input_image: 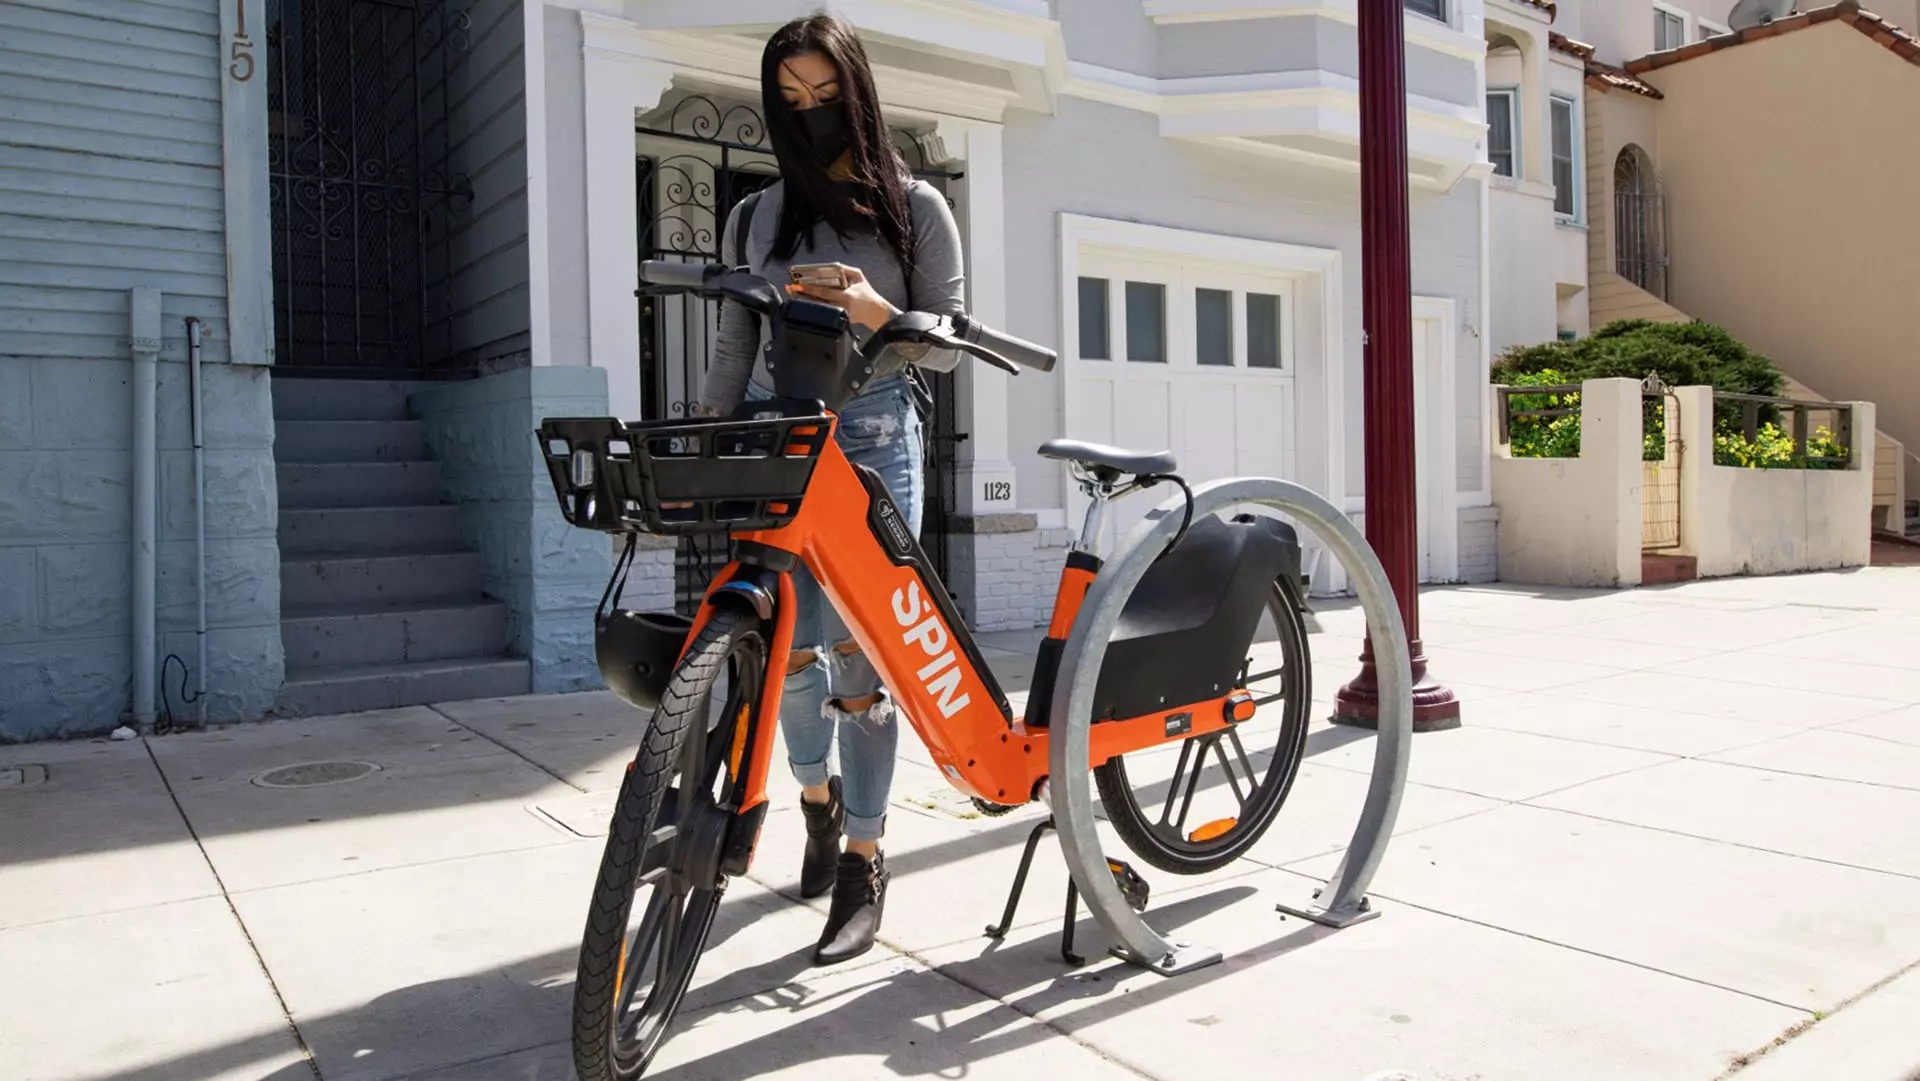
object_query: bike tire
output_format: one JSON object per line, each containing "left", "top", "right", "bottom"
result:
{"left": 572, "top": 606, "right": 762, "bottom": 1081}
{"left": 1093, "top": 579, "right": 1312, "bottom": 875}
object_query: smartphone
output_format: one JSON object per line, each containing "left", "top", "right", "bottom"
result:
{"left": 789, "top": 262, "right": 850, "bottom": 290}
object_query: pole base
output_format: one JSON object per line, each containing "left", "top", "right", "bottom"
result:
{"left": 1276, "top": 893, "right": 1383, "bottom": 929}
{"left": 1111, "top": 940, "right": 1224, "bottom": 977}
{"left": 1331, "top": 636, "right": 1461, "bottom": 732}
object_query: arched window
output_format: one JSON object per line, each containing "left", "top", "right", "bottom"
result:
{"left": 1614, "top": 146, "right": 1668, "bottom": 299}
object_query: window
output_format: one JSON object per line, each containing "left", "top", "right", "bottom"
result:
{"left": 1247, "top": 293, "right": 1284, "bottom": 369}
{"left": 1125, "top": 281, "right": 1166, "bottom": 363}
{"left": 1654, "top": 7, "right": 1688, "bottom": 50}
{"left": 1486, "top": 89, "right": 1517, "bottom": 178}
{"left": 1196, "top": 288, "right": 1232, "bottom": 366}
{"left": 1077, "top": 277, "right": 1109, "bottom": 359}
{"left": 1404, "top": 0, "right": 1444, "bottom": 19}
{"left": 1698, "top": 19, "right": 1729, "bottom": 40}
{"left": 1550, "top": 96, "right": 1577, "bottom": 219}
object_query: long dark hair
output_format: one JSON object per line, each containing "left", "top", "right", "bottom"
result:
{"left": 761, "top": 14, "right": 914, "bottom": 275}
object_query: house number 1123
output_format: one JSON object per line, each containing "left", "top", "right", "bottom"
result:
{"left": 982, "top": 481, "right": 1012, "bottom": 502}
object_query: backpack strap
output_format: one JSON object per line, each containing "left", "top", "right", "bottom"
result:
{"left": 732, "top": 189, "right": 763, "bottom": 268}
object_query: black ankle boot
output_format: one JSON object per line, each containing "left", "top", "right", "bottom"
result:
{"left": 799, "top": 776, "right": 844, "bottom": 900}
{"left": 815, "top": 850, "right": 887, "bottom": 966}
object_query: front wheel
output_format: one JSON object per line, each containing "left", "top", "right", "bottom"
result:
{"left": 571, "top": 607, "right": 764, "bottom": 1081}
{"left": 1093, "top": 579, "right": 1312, "bottom": 875}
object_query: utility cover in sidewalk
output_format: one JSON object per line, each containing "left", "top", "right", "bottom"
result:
{"left": 0, "top": 764, "right": 48, "bottom": 788}
{"left": 252, "top": 761, "right": 381, "bottom": 788}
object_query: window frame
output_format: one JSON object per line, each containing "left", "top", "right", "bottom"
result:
{"left": 1403, "top": 0, "right": 1446, "bottom": 22}
{"left": 1073, "top": 245, "right": 1298, "bottom": 377}
{"left": 1652, "top": 2, "right": 1692, "bottom": 51}
{"left": 1549, "top": 93, "right": 1580, "bottom": 222}
{"left": 1485, "top": 86, "right": 1519, "bottom": 179}
{"left": 1697, "top": 18, "right": 1730, "bottom": 40}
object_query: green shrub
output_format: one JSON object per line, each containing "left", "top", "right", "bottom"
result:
{"left": 1495, "top": 319, "right": 1848, "bottom": 468}
{"left": 1713, "top": 424, "right": 1850, "bottom": 470}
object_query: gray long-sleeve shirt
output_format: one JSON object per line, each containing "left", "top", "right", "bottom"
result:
{"left": 697, "top": 179, "right": 966, "bottom": 415}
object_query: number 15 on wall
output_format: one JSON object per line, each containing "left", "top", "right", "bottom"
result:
{"left": 230, "top": 0, "right": 256, "bottom": 82}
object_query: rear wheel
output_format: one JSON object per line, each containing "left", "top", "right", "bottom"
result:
{"left": 571, "top": 607, "right": 764, "bottom": 1081}
{"left": 1093, "top": 579, "right": 1312, "bottom": 875}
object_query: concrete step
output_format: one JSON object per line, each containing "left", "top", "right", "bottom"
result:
{"left": 272, "top": 378, "right": 422, "bottom": 422}
{"left": 279, "top": 504, "right": 464, "bottom": 557}
{"left": 276, "top": 420, "right": 426, "bottom": 464}
{"left": 278, "top": 656, "right": 531, "bottom": 717}
{"left": 281, "top": 597, "right": 509, "bottom": 669}
{"left": 276, "top": 461, "right": 446, "bottom": 508}
{"left": 280, "top": 552, "right": 485, "bottom": 609}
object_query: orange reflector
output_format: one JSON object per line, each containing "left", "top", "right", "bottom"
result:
{"left": 768, "top": 502, "right": 790, "bottom": 515}
{"left": 615, "top": 938, "right": 628, "bottom": 1002}
{"left": 1188, "top": 818, "right": 1238, "bottom": 843}
{"left": 1225, "top": 692, "right": 1256, "bottom": 723}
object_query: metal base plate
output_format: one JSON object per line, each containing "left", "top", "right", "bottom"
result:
{"left": 1109, "top": 941, "right": 1224, "bottom": 977}
{"left": 1275, "top": 894, "right": 1384, "bottom": 929}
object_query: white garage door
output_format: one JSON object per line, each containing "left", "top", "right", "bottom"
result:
{"left": 1066, "top": 250, "right": 1301, "bottom": 552}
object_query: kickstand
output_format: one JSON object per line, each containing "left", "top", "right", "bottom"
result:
{"left": 983, "top": 816, "right": 1087, "bottom": 965}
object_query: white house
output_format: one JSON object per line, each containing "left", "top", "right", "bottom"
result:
{"left": 538, "top": 0, "right": 1499, "bottom": 628}
{"left": 0, "top": 0, "right": 1495, "bottom": 738}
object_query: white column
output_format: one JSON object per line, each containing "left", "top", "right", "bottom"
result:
{"left": 582, "top": 25, "right": 672, "bottom": 419}
{"left": 1520, "top": 34, "right": 1550, "bottom": 185}
{"left": 943, "top": 120, "right": 1020, "bottom": 518}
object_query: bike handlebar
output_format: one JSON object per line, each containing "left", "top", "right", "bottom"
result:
{"left": 637, "top": 261, "right": 720, "bottom": 291}
{"left": 953, "top": 315, "right": 1057, "bottom": 374}
{"left": 637, "top": 260, "right": 1059, "bottom": 376}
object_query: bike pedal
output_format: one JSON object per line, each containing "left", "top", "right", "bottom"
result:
{"left": 1106, "top": 858, "right": 1150, "bottom": 912}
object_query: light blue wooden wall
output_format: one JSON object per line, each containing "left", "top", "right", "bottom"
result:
{"left": 0, "top": 0, "right": 234, "bottom": 365}
{"left": 0, "top": 0, "right": 284, "bottom": 740}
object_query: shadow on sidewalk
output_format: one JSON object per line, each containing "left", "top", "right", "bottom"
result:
{"left": 67, "top": 876, "right": 1314, "bottom": 1081}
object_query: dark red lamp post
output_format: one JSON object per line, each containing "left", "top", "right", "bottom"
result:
{"left": 1331, "top": 0, "right": 1461, "bottom": 732}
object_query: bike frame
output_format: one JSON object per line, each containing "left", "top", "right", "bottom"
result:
{"left": 694, "top": 413, "right": 1252, "bottom": 831}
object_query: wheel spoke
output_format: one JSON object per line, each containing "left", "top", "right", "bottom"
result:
{"left": 1226, "top": 728, "right": 1261, "bottom": 792}
{"left": 1169, "top": 740, "right": 1206, "bottom": 833}
{"left": 1210, "top": 736, "right": 1249, "bottom": 806}
{"left": 1157, "top": 739, "right": 1196, "bottom": 827}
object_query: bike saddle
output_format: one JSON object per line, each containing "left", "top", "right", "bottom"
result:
{"left": 1039, "top": 438, "right": 1177, "bottom": 478}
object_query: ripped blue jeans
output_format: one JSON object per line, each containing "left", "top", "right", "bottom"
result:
{"left": 746, "top": 377, "right": 922, "bottom": 842}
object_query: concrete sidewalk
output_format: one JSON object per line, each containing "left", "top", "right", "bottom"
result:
{"left": 6, "top": 571, "right": 1920, "bottom": 1081}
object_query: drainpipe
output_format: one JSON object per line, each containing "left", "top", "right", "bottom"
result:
{"left": 186, "top": 317, "right": 208, "bottom": 726}
{"left": 129, "top": 287, "right": 161, "bottom": 731}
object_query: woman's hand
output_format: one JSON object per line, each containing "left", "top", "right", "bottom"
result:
{"left": 787, "top": 266, "right": 897, "bottom": 332}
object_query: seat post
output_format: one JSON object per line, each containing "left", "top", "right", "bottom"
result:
{"left": 1071, "top": 464, "right": 1117, "bottom": 556}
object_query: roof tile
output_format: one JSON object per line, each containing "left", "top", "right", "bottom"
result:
{"left": 1625, "top": 1, "right": 1919, "bottom": 73}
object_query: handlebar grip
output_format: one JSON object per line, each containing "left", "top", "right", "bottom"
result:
{"left": 639, "top": 261, "right": 724, "bottom": 289}
{"left": 955, "top": 316, "right": 1058, "bottom": 373}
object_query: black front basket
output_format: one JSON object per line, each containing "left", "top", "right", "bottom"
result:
{"left": 539, "top": 409, "right": 833, "bottom": 536}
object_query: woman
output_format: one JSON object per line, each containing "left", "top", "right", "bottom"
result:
{"left": 697, "top": 12, "right": 966, "bottom": 965}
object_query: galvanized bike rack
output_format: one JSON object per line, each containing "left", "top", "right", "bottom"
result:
{"left": 1046, "top": 477, "right": 1414, "bottom": 976}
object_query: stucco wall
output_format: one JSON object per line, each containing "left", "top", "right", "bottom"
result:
{"left": 1674, "top": 386, "right": 1875, "bottom": 578}
{"left": 411, "top": 366, "right": 613, "bottom": 693}
{"left": 1000, "top": 95, "right": 1487, "bottom": 514}
{"left": 1054, "top": 3, "right": 1479, "bottom": 102}
{"left": 1647, "top": 22, "right": 1920, "bottom": 506}
{"left": 1491, "top": 378, "right": 1644, "bottom": 588}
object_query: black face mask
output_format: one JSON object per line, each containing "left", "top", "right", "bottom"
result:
{"left": 796, "top": 100, "right": 853, "bottom": 168}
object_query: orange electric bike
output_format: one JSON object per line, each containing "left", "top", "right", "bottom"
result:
{"left": 540, "top": 262, "right": 1314, "bottom": 1081}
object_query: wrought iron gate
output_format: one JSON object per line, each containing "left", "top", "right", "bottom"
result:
{"left": 1642, "top": 375, "right": 1683, "bottom": 551}
{"left": 266, "top": 0, "right": 475, "bottom": 374}
{"left": 634, "top": 94, "right": 964, "bottom": 615}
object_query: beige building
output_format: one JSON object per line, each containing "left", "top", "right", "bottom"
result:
{"left": 1486, "top": 0, "right": 1918, "bottom": 534}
